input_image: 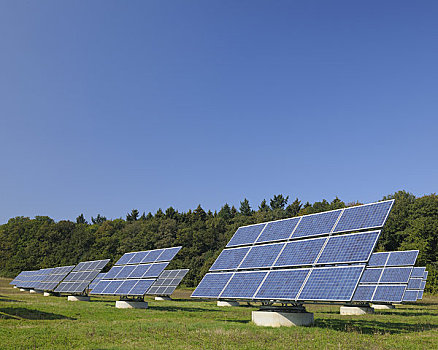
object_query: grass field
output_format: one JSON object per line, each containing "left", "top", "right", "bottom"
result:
{"left": 1, "top": 278, "right": 437, "bottom": 349}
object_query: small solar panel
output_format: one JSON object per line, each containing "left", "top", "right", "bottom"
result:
{"left": 298, "top": 265, "right": 364, "bottom": 301}
{"left": 191, "top": 272, "right": 233, "bottom": 298}
{"left": 379, "top": 267, "right": 412, "bottom": 284}
{"left": 386, "top": 250, "right": 419, "bottom": 267}
{"left": 156, "top": 246, "right": 182, "bottom": 262}
{"left": 316, "top": 231, "right": 380, "bottom": 265}
{"left": 239, "top": 243, "right": 284, "bottom": 269}
{"left": 411, "top": 267, "right": 426, "bottom": 278}
{"left": 403, "top": 290, "right": 418, "bottom": 302}
{"left": 147, "top": 269, "right": 189, "bottom": 296}
{"left": 220, "top": 271, "right": 267, "bottom": 299}
{"left": 423, "top": 271, "right": 428, "bottom": 280}
{"left": 274, "top": 237, "right": 325, "bottom": 267}
{"left": 36, "top": 265, "right": 76, "bottom": 291}
{"left": 89, "top": 273, "right": 106, "bottom": 291}
{"left": 256, "top": 217, "right": 300, "bottom": 243}
{"left": 359, "top": 268, "right": 383, "bottom": 284}
{"left": 333, "top": 200, "right": 393, "bottom": 233}
{"left": 368, "top": 252, "right": 389, "bottom": 267}
{"left": 209, "top": 247, "right": 250, "bottom": 271}
{"left": 407, "top": 278, "right": 422, "bottom": 290}
{"left": 372, "top": 285, "right": 406, "bottom": 303}
{"left": 292, "top": 209, "right": 342, "bottom": 239}
{"left": 254, "top": 269, "right": 309, "bottom": 300}
{"left": 226, "top": 223, "right": 267, "bottom": 247}
{"left": 352, "top": 285, "right": 376, "bottom": 302}
{"left": 417, "top": 290, "right": 424, "bottom": 299}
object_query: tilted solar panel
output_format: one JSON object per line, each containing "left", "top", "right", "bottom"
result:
{"left": 411, "top": 267, "right": 426, "bottom": 278}
{"left": 239, "top": 243, "right": 284, "bottom": 269}
{"left": 220, "top": 271, "right": 267, "bottom": 299}
{"left": 386, "top": 250, "right": 418, "bottom": 267}
{"left": 226, "top": 223, "right": 266, "bottom": 247}
{"left": 190, "top": 272, "right": 233, "bottom": 298}
{"left": 352, "top": 285, "right": 376, "bottom": 302}
{"left": 256, "top": 217, "right": 300, "bottom": 243}
{"left": 147, "top": 269, "right": 189, "bottom": 296}
{"left": 379, "top": 267, "right": 412, "bottom": 284}
{"left": 209, "top": 247, "right": 250, "bottom": 271}
{"left": 372, "top": 285, "right": 406, "bottom": 303}
{"left": 291, "top": 209, "right": 342, "bottom": 239}
{"left": 274, "top": 237, "right": 325, "bottom": 267}
{"left": 368, "top": 252, "right": 389, "bottom": 267}
{"left": 91, "top": 246, "right": 182, "bottom": 297}
{"left": 35, "top": 265, "right": 76, "bottom": 291}
{"left": 89, "top": 273, "right": 106, "bottom": 291}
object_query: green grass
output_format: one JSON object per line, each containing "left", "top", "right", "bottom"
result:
{"left": 1, "top": 278, "right": 437, "bottom": 349}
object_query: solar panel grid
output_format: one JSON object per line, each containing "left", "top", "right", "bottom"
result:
{"left": 291, "top": 210, "right": 342, "bottom": 239}
{"left": 256, "top": 217, "right": 300, "bottom": 243}
{"left": 239, "top": 243, "right": 284, "bottom": 269}
{"left": 209, "top": 247, "right": 250, "bottom": 271}
{"left": 147, "top": 269, "right": 189, "bottom": 296}
{"left": 220, "top": 271, "right": 267, "bottom": 299}
{"left": 254, "top": 269, "right": 309, "bottom": 300}
{"left": 274, "top": 237, "right": 325, "bottom": 267}
{"left": 226, "top": 223, "right": 266, "bottom": 247}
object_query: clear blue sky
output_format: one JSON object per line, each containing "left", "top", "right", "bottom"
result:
{"left": 0, "top": 1, "right": 437, "bottom": 223}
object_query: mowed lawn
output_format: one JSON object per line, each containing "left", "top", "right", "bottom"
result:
{"left": 0, "top": 278, "right": 437, "bottom": 350}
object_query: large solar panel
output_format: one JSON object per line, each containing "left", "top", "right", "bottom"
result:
{"left": 147, "top": 269, "right": 189, "bottom": 296}
{"left": 54, "top": 259, "right": 109, "bottom": 294}
{"left": 91, "top": 246, "right": 182, "bottom": 297}
{"left": 192, "top": 200, "right": 396, "bottom": 304}
{"left": 14, "top": 269, "right": 49, "bottom": 289}
{"left": 35, "top": 265, "right": 75, "bottom": 291}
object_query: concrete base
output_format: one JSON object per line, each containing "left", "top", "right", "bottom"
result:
{"left": 217, "top": 301, "right": 240, "bottom": 307}
{"left": 67, "top": 295, "right": 90, "bottom": 302}
{"left": 13, "top": 286, "right": 17, "bottom": 289}
{"left": 115, "top": 300, "right": 148, "bottom": 309}
{"left": 371, "top": 304, "right": 395, "bottom": 310}
{"left": 19, "top": 288, "right": 29, "bottom": 292}
{"left": 44, "top": 292, "right": 53, "bottom": 297}
{"left": 252, "top": 311, "right": 314, "bottom": 327}
{"left": 155, "top": 296, "right": 172, "bottom": 301}
{"left": 29, "top": 289, "right": 43, "bottom": 294}
{"left": 340, "top": 306, "right": 375, "bottom": 315}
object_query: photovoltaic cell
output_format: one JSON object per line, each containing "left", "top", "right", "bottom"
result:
{"left": 372, "top": 285, "right": 406, "bottom": 303}
{"left": 298, "top": 266, "right": 364, "bottom": 301}
{"left": 417, "top": 290, "right": 424, "bottom": 299}
{"left": 386, "top": 250, "right": 418, "bottom": 267}
{"left": 254, "top": 269, "right": 309, "bottom": 300}
{"left": 128, "top": 279, "right": 155, "bottom": 296}
{"left": 147, "top": 269, "right": 189, "bottom": 296}
{"left": 256, "top": 218, "right": 300, "bottom": 243}
{"left": 407, "top": 278, "right": 422, "bottom": 290}
{"left": 368, "top": 252, "right": 389, "bottom": 267}
{"left": 239, "top": 243, "right": 284, "bottom": 269}
{"left": 220, "top": 271, "right": 267, "bottom": 299}
{"left": 317, "top": 231, "right": 380, "bottom": 265}
{"left": 352, "top": 285, "right": 376, "bottom": 301}
{"left": 359, "top": 268, "right": 383, "bottom": 284}
{"left": 274, "top": 238, "right": 325, "bottom": 267}
{"left": 191, "top": 272, "right": 233, "bottom": 298}
{"left": 403, "top": 290, "right": 418, "bottom": 302}
{"left": 226, "top": 223, "right": 266, "bottom": 247}
{"left": 292, "top": 210, "right": 342, "bottom": 239}
{"left": 156, "top": 246, "right": 182, "bottom": 262}
{"left": 128, "top": 251, "right": 149, "bottom": 264}
{"left": 209, "top": 247, "right": 250, "bottom": 271}
{"left": 411, "top": 267, "right": 426, "bottom": 278}
{"left": 379, "top": 267, "right": 412, "bottom": 284}
{"left": 333, "top": 200, "right": 393, "bottom": 233}
{"left": 115, "top": 252, "right": 136, "bottom": 265}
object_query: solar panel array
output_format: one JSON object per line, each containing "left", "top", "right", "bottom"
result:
{"left": 147, "top": 269, "right": 189, "bottom": 296}
{"left": 403, "top": 268, "right": 428, "bottom": 302}
{"left": 10, "top": 270, "right": 39, "bottom": 289}
{"left": 193, "top": 200, "right": 394, "bottom": 302}
{"left": 54, "top": 259, "right": 109, "bottom": 294}
{"left": 352, "top": 250, "right": 420, "bottom": 303}
{"left": 91, "top": 247, "right": 182, "bottom": 297}
{"left": 34, "top": 265, "right": 76, "bottom": 291}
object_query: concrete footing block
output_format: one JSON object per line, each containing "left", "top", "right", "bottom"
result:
{"left": 252, "top": 311, "right": 314, "bottom": 327}
{"left": 371, "top": 304, "right": 395, "bottom": 310}
{"left": 155, "top": 296, "right": 172, "bottom": 301}
{"left": 68, "top": 295, "right": 90, "bottom": 302}
{"left": 217, "top": 301, "right": 240, "bottom": 307}
{"left": 29, "top": 289, "right": 43, "bottom": 294}
{"left": 19, "top": 288, "right": 29, "bottom": 292}
{"left": 340, "top": 306, "right": 374, "bottom": 315}
{"left": 115, "top": 300, "right": 148, "bottom": 309}
{"left": 43, "top": 292, "right": 53, "bottom": 297}
{"left": 13, "top": 286, "right": 17, "bottom": 289}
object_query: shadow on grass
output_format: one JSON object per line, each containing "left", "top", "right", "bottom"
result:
{"left": 0, "top": 307, "right": 76, "bottom": 320}
{"left": 0, "top": 295, "right": 23, "bottom": 303}
{"left": 314, "top": 318, "right": 438, "bottom": 334}
{"left": 149, "top": 305, "right": 221, "bottom": 313}
{"left": 374, "top": 310, "right": 437, "bottom": 317}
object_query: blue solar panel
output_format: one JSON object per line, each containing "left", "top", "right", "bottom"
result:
{"left": 274, "top": 237, "right": 325, "bottom": 267}
{"left": 256, "top": 218, "right": 300, "bottom": 243}
{"left": 298, "top": 266, "right": 364, "bottom": 301}
{"left": 128, "top": 251, "right": 149, "bottom": 264}
{"left": 115, "top": 252, "right": 136, "bottom": 265}
{"left": 352, "top": 285, "right": 376, "bottom": 301}
{"left": 115, "top": 280, "right": 139, "bottom": 295}
{"left": 417, "top": 290, "right": 424, "bottom": 299}
{"left": 360, "top": 268, "right": 383, "bottom": 283}
{"left": 143, "top": 263, "right": 168, "bottom": 278}
{"left": 372, "top": 285, "right": 406, "bottom": 303}
{"left": 226, "top": 223, "right": 266, "bottom": 247}
{"left": 220, "top": 271, "right": 267, "bottom": 299}
{"left": 317, "top": 231, "right": 380, "bottom": 265}
{"left": 156, "top": 246, "right": 182, "bottom": 262}
{"left": 239, "top": 243, "right": 284, "bottom": 269}
{"left": 407, "top": 278, "right": 422, "bottom": 290}
{"left": 368, "top": 252, "right": 389, "bottom": 267}
{"left": 403, "top": 290, "right": 418, "bottom": 302}
{"left": 115, "top": 265, "right": 137, "bottom": 279}
{"left": 209, "top": 247, "right": 250, "bottom": 271}
{"left": 254, "top": 269, "right": 309, "bottom": 300}
{"left": 105, "top": 266, "right": 124, "bottom": 279}
{"left": 102, "top": 280, "right": 124, "bottom": 294}
{"left": 128, "top": 279, "right": 155, "bottom": 296}
{"left": 129, "top": 264, "right": 151, "bottom": 278}
{"left": 411, "top": 267, "right": 426, "bottom": 278}
{"left": 191, "top": 273, "right": 233, "bottom": 298}
{"left": 423, "top": 271, "right": 428, "bottom": 280}
{"left": 386, "top": 250, "right": 418, "bottom": 266}
{"left": 89, "top": 280, "right": 111, "bottom": 294}
{"left": 292, "top": 210, "right": 342, "bottom": 239}
{"left": 333, "top": 200, "right": 393, "bottom": 233}
{"left": 380, "top": 267, "right": 412, "bottom": 283}
{"left": 140, "top": 249, "right": 164, "bottom": 263}
{"left": 420, "top": 280, "right": 426, "bottom": 290}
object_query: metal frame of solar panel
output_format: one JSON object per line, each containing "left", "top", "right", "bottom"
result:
{"left": 54, "top": 259, "right": 109, "bottom": 295}
{"left": 192, "top": 200, "right": 394, "bottom": 305}
{"left": 147, "top": 269, "right": 189, "bottom": 296}
{"left": 90, "top": 246, "right": 182, "bottom": 300}
{"left": 352, "top": 250, "right": 420, "bottom": 304}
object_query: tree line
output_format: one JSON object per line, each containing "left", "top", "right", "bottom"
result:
{"left": 0, "top": 190, "right": 437, "bottom": 293}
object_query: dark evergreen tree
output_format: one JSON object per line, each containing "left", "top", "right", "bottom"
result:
{"left": 76, "top": 214, "right": 88, "bottom": 224}
{"left": 240, "top": 198, "right": 252, "bottom": 216}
